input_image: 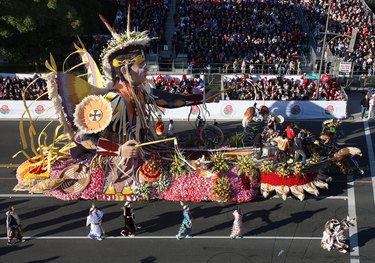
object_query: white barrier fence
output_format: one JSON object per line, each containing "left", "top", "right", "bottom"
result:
{"left": 0, "top": 100, "right": 347, "bottom": 121}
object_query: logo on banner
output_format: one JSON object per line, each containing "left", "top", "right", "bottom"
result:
{"left": 288, "top": 104, "right": 303, "bottom": 115}
{"left": 35, "top": 105, "right": 45, "bottom": 115}
{"left": 0, "top": 104, "right": 10, "bottom": 114}
{"left": 223, "top": 104, "right": 234, "bottom": 116}
{"left": 325, "top": 105, "right": 335, "bottom": 115}
{"left": 191, "top": 105, "right": 199, "bottom": 115}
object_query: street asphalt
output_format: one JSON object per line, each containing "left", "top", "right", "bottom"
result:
{"left": 0, "top": 90, "right": 374, "bottom": 263}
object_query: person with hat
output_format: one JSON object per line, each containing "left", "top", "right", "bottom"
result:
{"left": 6, "top": 206, "right": 24, "bottom": 245}
{"left": 121, "top": 201, "right": 136, "bottom": 237}
{"left": 86, "top": 205, "right": 104, "bottom": 241}
{"left": 176, "top": 202, "right": 192, "bottom": 240}
{"left": 266, "top": 114, "right": 277, "bottom": 132}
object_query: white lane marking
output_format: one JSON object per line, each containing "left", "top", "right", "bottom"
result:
{"left": 0, "top": 194, "right": 44, "bottom": 197}
{"left": 347, "top": 175, "right": 360, "bottom": 261}
{"left": 363, "top": 121, "right": 375, "bottom": 205}
{"left": 0, "top": 236, "right": 322, "bottom": 240}
{"left": 270, "top": 195, "right": 348, "bottom": 200}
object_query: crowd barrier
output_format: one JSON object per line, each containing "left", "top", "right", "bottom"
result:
{"left": 0, "top": 99, "right": 347, "bottom": 121}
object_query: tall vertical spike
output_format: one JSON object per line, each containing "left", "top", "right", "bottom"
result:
{"left": 127, "top": 4, "right": 131, "bottom": 37}
{"left": 99, "top": 14, "right": 120, "bottom": 40}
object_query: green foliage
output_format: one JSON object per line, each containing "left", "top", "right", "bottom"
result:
{"left": 155, "top": 171, "right": 171, "bottom": 193}
{"left": 308, "top": 152, "right": 320, "bottom": 165}
{"left": 292, "top": 162, "right": 304, "bottom": 176}
{"left": 212, "top": 176, "right": 231, "bottom": 202}
{"left": 235, "top": 155, "right": 258, "bottom": 177}
{"left": 276, "top": 163, "right": 290, "bottom": 178}
{"left": 259, "top": 160, "right": 272, "bottom": 173}
{"left": 224, "top": 132, "right": 244, "bottom": 148}
{"left": 169, "top": 153, "right": 190, "bottom": 178}
{"left": 133, "top": 182, "right": 151, "bottom": 200}
{"left": 209, "top": 151, "right": 230, "bottom": 173}
{"left": 0, "top": 0, "right": 117, "bottom": 64}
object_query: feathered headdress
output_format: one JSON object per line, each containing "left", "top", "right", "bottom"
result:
{"left": 99, "top": 6, "right": 151, "bottom": 89}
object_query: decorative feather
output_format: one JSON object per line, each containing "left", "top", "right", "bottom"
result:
{"left": 290, "top": 185, "right": 305, "bottom": 201}
{"left": 302, "top": 182, "right": 319, "bottom": 196}
{"left": 275, "top": 185, "right": 289, "bottom": 200}
{"left": 313, "top": 179, "right": 328, "bottom": 189}
{"left": 260, "top": 183, "right": 274, "bottom": 198}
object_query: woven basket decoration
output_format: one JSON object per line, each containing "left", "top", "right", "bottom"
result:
{"left": 59, "top": 164, "right": 90, "bottom": 194}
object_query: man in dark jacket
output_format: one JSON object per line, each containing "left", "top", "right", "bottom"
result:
{"left": 360, "top": 94, "right": 370, "bottom": 119}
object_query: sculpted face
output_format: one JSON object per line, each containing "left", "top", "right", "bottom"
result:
{"left": 129, "top": 61, "right": 148, "bottom": 86}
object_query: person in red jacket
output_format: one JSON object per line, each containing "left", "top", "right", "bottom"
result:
{"left": 285, "top": 123, "right": 295, "bottom": 140}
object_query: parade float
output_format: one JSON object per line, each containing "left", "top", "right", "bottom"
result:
{"left": 12, "top": 10, "right": 362, "bottom": 204}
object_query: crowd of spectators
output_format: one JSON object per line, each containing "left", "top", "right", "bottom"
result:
{"left": 150, "top": 74, "right": 205, "bottom": 95}
{"left": 0, "top": 75, "right": 48, "bottom": 100}
{"left": 302, "top": 0, "right": 375, "bottom": 75}
{"left": 114, "top": 0, "right": 169, "bottom": 54}
{"left": 223, "top": 74, "right": 345, "bottom": 101}
{"left": 174, "top": 0, "right": 309, "bottom": 74}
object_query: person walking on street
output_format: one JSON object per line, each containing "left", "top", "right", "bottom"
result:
{"left": 176, "top": 202, "right": 192, "bottom": 240}
{"left": 368, "top": 94, "right": 375, "bottom": 120}
{"left": 230, "top": 206, "right": 243, "bottom": 239}
{"left": 86, "top": 205, "right": 104, "bottom": 240}
{"left": 121, "top": 201, "right": 136, "bottom": 237}
{"left": 6, "top": 206, "right": 24, "bottom": 245}
{"left": 360, "top": 94, "right": 370, "bottom": 119}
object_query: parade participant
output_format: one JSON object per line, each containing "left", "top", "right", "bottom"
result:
{"left": 321, "top": 218, "right": 350, "bottom": 253}
{"left": 176, "top": 202, "right": 192, "bottom": 240}
{"left": 86, "top": 205, "right": 104, "bottom": 240}
{"left": 230, "top": 206, "right": 243, "bottom": 239}
{"left": 195, "top": 115, "right": 205, "bottom": 146}
{"left": 167, "top": 119, "right": 175, "bottom": 137}
{"left": 253, "top": 132, "right": 264, "bottom": 159}
{"left": 155, "top": 114, "right": 164, "bottom": 136}
{"left": 273, "top": 133, "right": 290, "bottom": 164}
{"left": 6, "top": 206, "right": 24, "bottom": 245}
{"left": 285, "top": 123, "right": 296, "bottom": 140}
{"left": 266, "top": 114, "right": 277, "bottom": 132}
{"left": 368, "top": 94, "right": 375, "bottom": 120}
{"left": 253, "top": 102, "right": 261, "bottom": 121}
{"left": 293, "top": 130, "right": 307, "bottom": 164}
{"left": 121, "top": 201, "right": 136, "bottom": 237}
{"left": 320, "top": 119, "right": 339, "bottom": 144}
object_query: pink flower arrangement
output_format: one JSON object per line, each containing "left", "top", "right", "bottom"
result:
{"left": 225, "top": 167, "right": 258, "bottom": 203}
{"left": 159, "top": 172, "right": 214, "bottom": 202}
{"left": 159, "top": 166, "right": 258, "bottom": 203}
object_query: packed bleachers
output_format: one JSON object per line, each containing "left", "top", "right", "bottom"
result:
{"left": 174, "top": 0, "right": 309, "bottom": 73}
{"left": 0, "top": 75, "right": 48, "bottom": 100}
{"left": 149, "top": 74, "right": 205, "bottom": 95}
{"left": 114, "top": 0, "right": 169, "bottom": 53}
{"left": 223, "top": 74, "right": 345, "bottom": 101}
{"left": 302, "top": 0, "right": 375, "bottom": 75}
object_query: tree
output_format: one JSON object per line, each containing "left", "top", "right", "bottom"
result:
{"left": 0, "top": 0, "right": 117, "bottom": 65}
